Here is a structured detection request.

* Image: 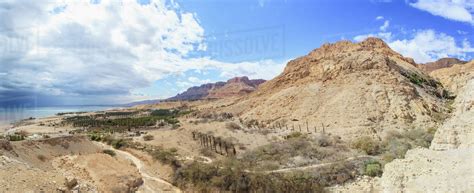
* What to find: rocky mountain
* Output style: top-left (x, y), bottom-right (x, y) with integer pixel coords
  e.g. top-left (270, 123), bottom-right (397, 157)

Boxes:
top-left (168, 76), bottom-right (265, 101)
top-left (417, 57), bottom-right (466, 72)
top-left (223, 38), bottom-right (450, 141)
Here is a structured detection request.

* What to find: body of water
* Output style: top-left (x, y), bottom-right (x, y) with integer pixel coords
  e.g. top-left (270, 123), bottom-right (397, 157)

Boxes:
top-left (0, 106), bottom-right (119, 125)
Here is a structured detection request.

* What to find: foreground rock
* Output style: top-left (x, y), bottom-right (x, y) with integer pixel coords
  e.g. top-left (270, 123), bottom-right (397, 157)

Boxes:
top-left (381, 147), bottom-right (474, 192)
top-left (380, 78), bottom-right (474, 192)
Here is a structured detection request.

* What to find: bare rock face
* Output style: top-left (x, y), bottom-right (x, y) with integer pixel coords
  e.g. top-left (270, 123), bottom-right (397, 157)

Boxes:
top-left (381, 77), bottom-right (474, 193)
top-left (381, 147), bottom-right (474, 192)
top-left (430, 78), bottom-right (474, 150)
top-left (168, 76), bottom-right (265, 101)
top-left (227, 37), bottom-right (448, 141)
top-left (418, 57), bottom-right (466, 73)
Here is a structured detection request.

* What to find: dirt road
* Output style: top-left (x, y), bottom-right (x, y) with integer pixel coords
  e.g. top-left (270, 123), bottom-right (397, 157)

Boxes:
top-left (95, 142), bottom-right (181, 193)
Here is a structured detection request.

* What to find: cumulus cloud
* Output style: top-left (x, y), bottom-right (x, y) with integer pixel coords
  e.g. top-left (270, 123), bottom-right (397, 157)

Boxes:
top-left (376, 16), bottom-right (384, 20)
top-left (0, 0), bottom-right (284, 105)
top-left (354, 29), bottom-right (474, 63)
top-left (409, 0), bottom-right (474, 24)
top-left (389, 30), bottom-right (474, 63)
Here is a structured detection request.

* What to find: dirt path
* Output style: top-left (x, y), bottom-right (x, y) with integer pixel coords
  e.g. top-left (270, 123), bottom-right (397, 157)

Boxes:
top-left (95, 142), bottom-right (181, 193)
top-left (248, 155), bottom-right (374, 173)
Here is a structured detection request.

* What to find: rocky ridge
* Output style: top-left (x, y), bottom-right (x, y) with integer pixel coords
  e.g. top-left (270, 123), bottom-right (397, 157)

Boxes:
top-left (168, 76), bottom-right (265, 101)
top-left (418, 57), bottom-right (466, 73)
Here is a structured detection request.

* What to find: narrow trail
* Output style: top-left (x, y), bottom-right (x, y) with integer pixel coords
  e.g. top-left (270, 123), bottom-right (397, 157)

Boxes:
top-left (95, 142), bottom-right (181, 193)
top-left (247, 155), bottom-right (374, 173)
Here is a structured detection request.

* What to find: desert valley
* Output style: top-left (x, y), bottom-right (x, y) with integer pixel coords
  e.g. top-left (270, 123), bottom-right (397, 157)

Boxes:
top-left (1, 38), bottom-right (473, 192)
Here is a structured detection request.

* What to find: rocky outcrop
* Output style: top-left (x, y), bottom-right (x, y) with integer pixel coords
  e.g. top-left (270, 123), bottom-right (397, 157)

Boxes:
top-left (381, 147), bottom-right (474, 192)
top-left (430, 78), bottom-right (474, 150)
top-left (418, 57), bottom-right (466, 73)
top-left (168, 76), bottom-right (265, 101)
top-left (380, 78), bottom-right (474, 192)
top-left (224, 38), bottom-right (449, 141)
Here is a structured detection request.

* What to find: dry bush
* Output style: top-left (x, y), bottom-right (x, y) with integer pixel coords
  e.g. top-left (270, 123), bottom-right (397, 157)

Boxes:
top-left (102, 149), bottom-right (116, 157)
top-left (37, 154), bottom-right (47, 162)
top-left (143, 135), bottom-right (154, 141)
top-left (200, 148), bottom-right (216, 158)
top-left (225, 122), bottom-right (242, 131)
top-left (352, 136), bottom-right (381, 155)
top-left (0, 140), bottom-right (13, 151)
top-left (380, 128), bottom-right (437, 163)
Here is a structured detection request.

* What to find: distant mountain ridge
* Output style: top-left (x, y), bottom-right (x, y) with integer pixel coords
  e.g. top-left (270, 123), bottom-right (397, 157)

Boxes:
top-left (418, 58), bottom-right (466, 72)
top-left (167, 76), bottom-right (265, 101)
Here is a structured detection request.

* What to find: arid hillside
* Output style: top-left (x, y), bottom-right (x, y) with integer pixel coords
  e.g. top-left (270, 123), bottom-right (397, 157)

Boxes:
top-left (430, 60), bottom-right (474, 94)
top-left (218, 38), bottom-right (450, 141)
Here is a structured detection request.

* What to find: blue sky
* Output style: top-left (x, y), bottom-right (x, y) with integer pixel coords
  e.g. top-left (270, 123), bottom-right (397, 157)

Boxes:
top-left (0, 0), bottom-right (473, 106)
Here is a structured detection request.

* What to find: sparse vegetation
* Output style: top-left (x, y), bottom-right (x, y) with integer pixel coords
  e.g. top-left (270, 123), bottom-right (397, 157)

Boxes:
top-left (284, 131), bottom-right (304, 139)
top-left (173, 156), bottom-right (365, 193)
top-left (241, 134), bottom-right (351, 170)
top-left (103, 149), bottom-right (116, 157)
top-left (37, 154), bottom-right (47, 162)
top-left (0, 140), bottom-right (13, 151)
top-left (364, 160), bottom-right (382, 177)
top-left (225, 122), bottom-right (242, 131)
top-left (380, 128), bottom-right (437, 163)
top-left (143, 135), bottom-right (154, 141)
top-left (150, 147), bottom-right (179, 166)
top-left (7, 134), bottom-right (25, 141)
top-left (352, 136), bottom-right (381, 155)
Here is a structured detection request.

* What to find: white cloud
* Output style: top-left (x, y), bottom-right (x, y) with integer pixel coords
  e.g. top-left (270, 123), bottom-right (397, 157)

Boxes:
top-left (410, 0), bottom-right (474, 24)
top-left (379, 20), bottom-right (390, 31)
top-left (376, 16), bottom-right (384, 20)
top-left (457, 30), bottom-right (469, 35)
top-left (0, 0), bottom-right (284, 104)
top-left (389, 30), bottom-right (474, 63)
top-left (354, 32), bottom-right (392, 42)
top-left (188, 77), bottom-right (211, 85)
top-left (355, 29), bottom-right (474, 63)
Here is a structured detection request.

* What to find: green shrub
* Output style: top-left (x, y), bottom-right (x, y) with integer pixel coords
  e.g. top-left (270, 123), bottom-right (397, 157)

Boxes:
top-left (151, 109), bottom-right (174, 116)
top-left (352, 136), bottom-right (381, 155)
top-left (380, 128), bottom-right (437, 163)
top-left (364, 160), bottom-right (382, 177)
top-left (103, 149), bottom-right (116, 157)
top-left (7, 134), bottom-right (24, 141)
top-left (109, 138), bottom-right (127, 149)
top-left (151, 148), bottom-right (178, 164)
